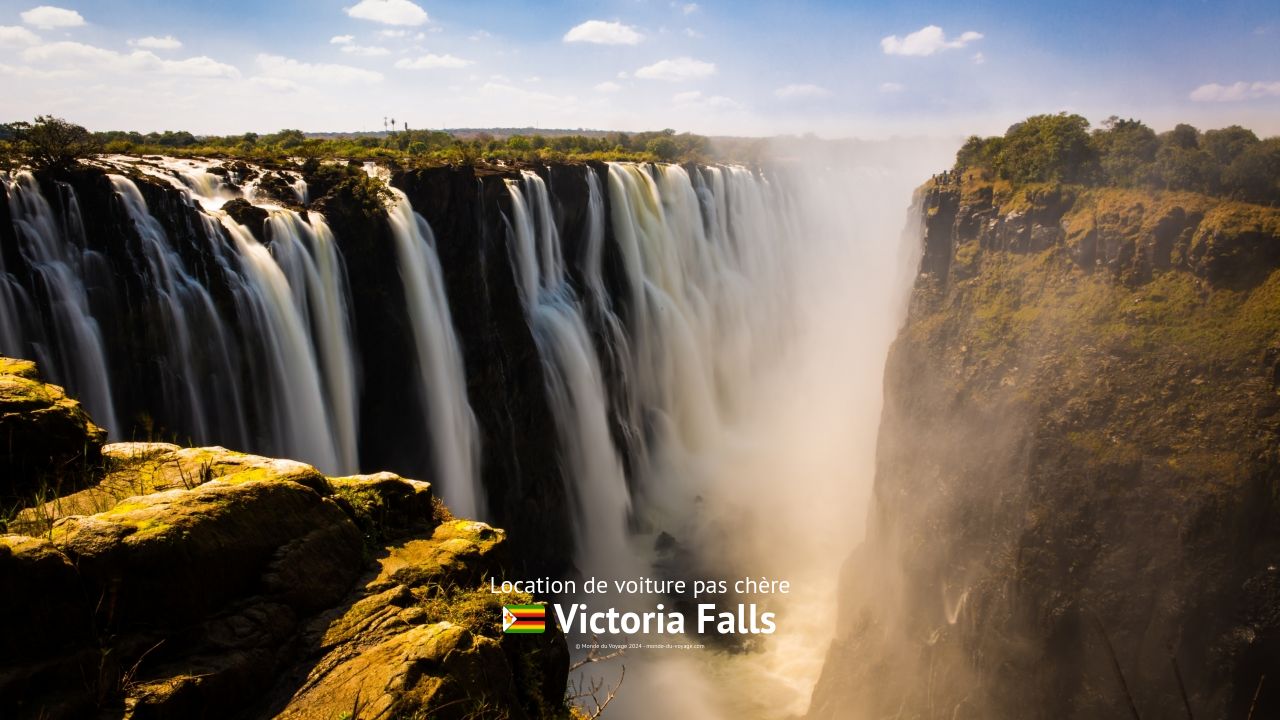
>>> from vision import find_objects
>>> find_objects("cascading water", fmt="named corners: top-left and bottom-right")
top-left (2, 171), bottom-right (119, 433)
top-left (109, 174), bottom-right (243, 445)
top-left (266, 211), bottom-right (360, 473)
top-left (6, 162), bottom-right (363, 475)
top-left (157, 164), bottom-right (361, 475)
top-left (385, 188), bottom-right (482, 519)
top-left (216, 216), bottom-right (345, 474)
top-left (504, 170), bottom-right (634, 575)
top-left (499, 156), bottom-right (940, 720)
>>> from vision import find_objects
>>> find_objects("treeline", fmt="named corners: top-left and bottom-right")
top-left (954, 113), bottom-right (1280, 205)
top-left (0, 116), bottom-right (715, 168)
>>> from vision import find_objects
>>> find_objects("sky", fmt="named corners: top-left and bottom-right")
top-left (0, 0), bottom-right (1277, 139)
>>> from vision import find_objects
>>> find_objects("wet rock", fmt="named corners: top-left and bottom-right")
top-left (221, 198), bottom-right (268, 242)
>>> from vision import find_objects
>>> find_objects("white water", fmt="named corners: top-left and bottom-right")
top-left (511, 151), bottom-right (949, 719)
top-left (3, 172), bottom-right (119, 433)
top-left (505, 170), bottom-right (635, 575)
top-left (159, 165), bottom-right (360, 475)
top-left (267, 211), bottom-right (360, 473)
top-left (218, 216), bottom-right (344, 473)
top-left (109, 174), bottom-right (242, 444)
top-left (385, 188), bottom-right (482, 519)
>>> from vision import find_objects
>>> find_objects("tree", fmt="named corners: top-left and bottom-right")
top-left (13, 116), bottom-right (101, 170)
top-left (1164, 123), bottom-right (1200, 150)
top-left (646, 136), bottom-right (679, 161)
top-left (1221, 138), bottom-right (1280, 204)
top-left (1153, 144), bottom-right (1217, 192)
top-left (996, 113), bottom-right (1096, 184)
top-left (1201, 125), bottom-right (1259, 166)
top-left (1092, 118), bottom-right (1157, 186)
top-left (954, 134), bottom-right (1003, 175)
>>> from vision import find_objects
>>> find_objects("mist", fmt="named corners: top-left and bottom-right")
top-left (570, 136), bottom-right (958, 719)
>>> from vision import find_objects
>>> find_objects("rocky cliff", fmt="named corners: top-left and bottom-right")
top-left (810, 178), bottom-right (1280, 718)
top-left (0, 357), bottom-right (570, 719)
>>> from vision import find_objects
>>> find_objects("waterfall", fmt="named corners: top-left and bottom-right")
top-left (266, 211), bottom-right (360, 473)
top-left (605, 164), bottom-right (729, 501)
top-left (504, 170), bottom-right (633, 573)
top-left (111, 174), bottom-right (243, 444)
top-left (153, 164), bottom-right (361, 475)
top-left (2, 172), bottom-right (119, 434)
top-left (217, 217), bottom-right (344, 474)
top-left (385, 188), bottom-right (481, 519)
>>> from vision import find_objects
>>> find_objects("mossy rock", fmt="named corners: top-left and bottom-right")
top-left (368, 520), bottom-right (507, 592)
top-left (10, 443), bottom-right (330, 535)
top-left (0, 356), bottom-right (106, 509)
top-left (329, 471), bottom-right (435, 542)
top-left (52, 475), bottom-right (362, 630)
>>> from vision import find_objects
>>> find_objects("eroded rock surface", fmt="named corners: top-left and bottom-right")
top-left (0, 370), bottom-right (569, 719)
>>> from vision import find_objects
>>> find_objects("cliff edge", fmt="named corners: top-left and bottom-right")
top-left (811, 176), bottom-right (1280, 719)
top-left (0, 358), bottom-right (570, 719)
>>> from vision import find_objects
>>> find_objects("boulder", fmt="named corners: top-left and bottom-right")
top-left (0, 439), bottom-right (569, 719)
top-left (0, 357), bottom-right (106, 507)
top-left (261, 517), bottom-right (567, 720)
top-left (220, 198), bottom-right (268, 242)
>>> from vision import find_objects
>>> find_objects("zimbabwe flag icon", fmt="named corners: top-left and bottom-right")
top-left (502, 604), bottom-right (546, 633)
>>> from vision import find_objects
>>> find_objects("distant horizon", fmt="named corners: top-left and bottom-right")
top-left (0, 0), bottom-right (1276, 139)
top-left (8, 118), bottom-right (1277, 146)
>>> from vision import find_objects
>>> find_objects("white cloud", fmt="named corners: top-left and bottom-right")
top-left (683, 27), bottom-right (703, 39)
top-left (0, 25), bottom-right (40, 46)
top-left (160, 55), bottom-right (240, 78)
top-left (879, 82), bottom-right (904, 93)
top-left (469, 30), bottom-right (492, 41)
top-left (345, 0), bottom-right (429, 26)
top-left (1189, 80), bottom-right (1280, 102)
top-left (972, 52), bottom-right (985, 64)
top-left (680, 3), bottom-right (700, 14)
top-left (129, 35), bottom-right (182, 50)
top-left (394, 53), bottom-right (472, 69)
top-left (256, 53), bottom-right (382, 84)
top-left (379, 29), bottom-right (407, 38)
top-left (881, 25), bottom-right (983, 56)
top-left (564, 20), bottom-right (644, 45)
top-left (478, 82), bottom-right (572, 108)
top-left (594, 80), bottom-right (622, 92)
top-left (672, 89), bottom-right (740, 110)
top-left (22, 40), bottom-right (115, 65)
top-left (774, 83), bottom-right (831, 99)
top-left (341, 44), bottom-right (391, 56)
top-left (330, 35), bottom-right (355, 44)
top-left (635, 56), bottom-right (716, 81)
top-left (23, 41), bottom-right (239, 78)
top-left (249, 76), bottom-right (302, 92)
top-left (20, 5), bottom-right (84, 30)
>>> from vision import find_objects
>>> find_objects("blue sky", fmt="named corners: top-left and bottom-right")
top-left (0, 0), bottom-right (1277, 138)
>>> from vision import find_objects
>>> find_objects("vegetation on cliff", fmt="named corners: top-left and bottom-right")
top-left (952, 113), bottom-right (1280, 205)
top-left (0, 115), bottom-right (719, 169)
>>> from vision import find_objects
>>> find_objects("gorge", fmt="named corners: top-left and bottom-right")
top-left (4, 123), bottom-right (1278, 719)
